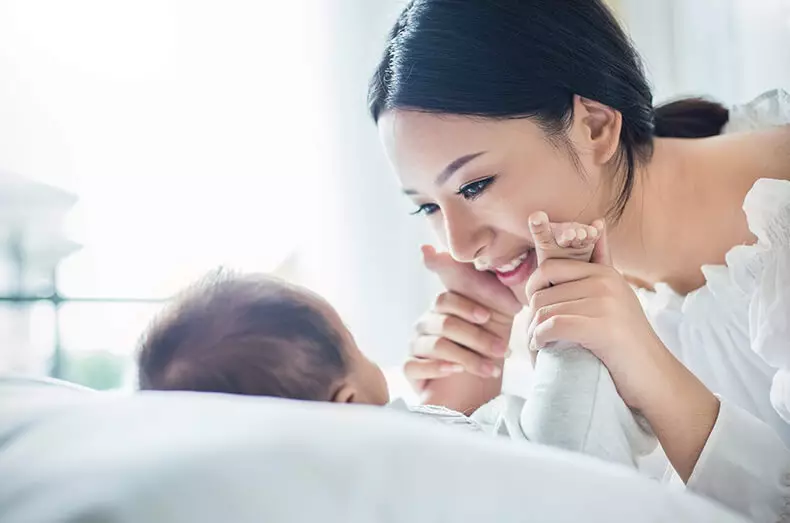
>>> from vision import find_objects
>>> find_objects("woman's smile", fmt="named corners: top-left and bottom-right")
top-left (475, 248), bottom-right (538, 288)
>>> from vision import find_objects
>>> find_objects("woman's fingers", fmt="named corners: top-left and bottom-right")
top-left (432, 291), bottom-right (492, 324)
top-left (421, 245), bottom-right (522, 317)
top-left (403, 357), bottom-right (464, 387)
top-left (531, 314), bottom-right (595, 351)
top-left (527, 277), bottom-right (607, 314)
top-left (525, 258), bottom-right (612, 298)
top-left (416, 310), bottom-right (507, 358)
top-left (527, 298), bottom-right (603, 350)
top-left (411, 335), bottom-right (501, 378)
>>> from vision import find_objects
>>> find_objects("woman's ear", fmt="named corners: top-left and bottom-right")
top-left (331, 383), bottom-right (357, 404)
top-left (572, 95), bottom-right (623, 166)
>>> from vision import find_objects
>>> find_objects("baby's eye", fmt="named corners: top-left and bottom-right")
top-left (410, 203), bottom-right (440, 216)
top-left (458, 176), bottom-right (496, 201)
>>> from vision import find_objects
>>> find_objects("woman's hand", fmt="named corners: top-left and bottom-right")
top-left (409, 290), bottom-right (512, 380)
top-left (525, 258), bottom-right (664, 409)
top-left (525, 220), bottom-right (720, 481)
top-left (404, 246), bottom-right (522, 412)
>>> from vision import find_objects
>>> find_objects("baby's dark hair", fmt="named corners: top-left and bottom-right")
top-left (137, 271), bottom-right (348, 401)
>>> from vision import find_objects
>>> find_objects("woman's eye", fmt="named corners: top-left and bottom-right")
top-left (458, 176), bottom-right (496, 200)
top-left (410, 203), bottom-right (440, 216)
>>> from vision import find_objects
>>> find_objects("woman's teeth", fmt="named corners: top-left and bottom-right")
top-left (495, 252), bottom-right (529, 273)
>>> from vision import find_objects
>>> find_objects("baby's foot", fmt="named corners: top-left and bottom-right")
top-left (528, 212), bottom-right (602, 265)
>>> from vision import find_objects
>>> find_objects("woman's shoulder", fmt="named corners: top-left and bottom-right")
top-left (636, 176), bottom-right (790, 323)
top-left (692, 176), bottom-right (790, 304)
top-left (724, 88), bottom-right (790, 133)
top-left (724, 88), bottom-right (790, 267)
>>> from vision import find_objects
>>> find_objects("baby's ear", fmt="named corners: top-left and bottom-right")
top-left (330, 383), bottom-right (357, 404)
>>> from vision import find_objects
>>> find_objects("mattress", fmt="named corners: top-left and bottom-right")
top-left (0, 376), bottom-right (746, 523)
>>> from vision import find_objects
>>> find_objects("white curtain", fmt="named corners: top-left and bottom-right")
top-left (299, 0), bottom-right (441, 369)
top-left (617, 0), bottom-right (790, 105)
top-left (0, 0), bottom-right (438, 375)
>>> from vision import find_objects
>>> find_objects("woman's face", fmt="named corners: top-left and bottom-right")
top-left (378, 106), bottom-right (616, 303)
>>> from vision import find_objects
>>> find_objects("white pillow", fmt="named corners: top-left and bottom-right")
top-left (0, 377), bottom-right (747, 523)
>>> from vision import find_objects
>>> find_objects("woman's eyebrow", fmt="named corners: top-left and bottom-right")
top-left (402, 151), bottom-right (487, 195)
top-left (435, 151), bottom-right (487, 186)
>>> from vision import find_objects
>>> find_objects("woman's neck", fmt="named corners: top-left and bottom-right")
top-left (608, 134), bottom-right (772, 294)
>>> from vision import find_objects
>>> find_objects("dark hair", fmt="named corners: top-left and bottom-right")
top-left (368, 0), bottom-right (729, 219)
top-left (137, 271), bottom-right (348, 401)
top-left (654, 98), bottom-right (729, 138)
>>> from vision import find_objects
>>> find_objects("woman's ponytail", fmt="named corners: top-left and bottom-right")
top-left (653, 97), bottom-right (730, 138)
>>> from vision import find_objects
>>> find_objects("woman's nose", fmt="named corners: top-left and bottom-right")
top-left (441, 209), bottom-right (487, 264)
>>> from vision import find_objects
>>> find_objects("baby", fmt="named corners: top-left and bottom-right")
top-left (138, 271), bottom-right (487, 432)
top-left (138, 218), bottom-right (654, 466)
top-left (138, 271), bottom-right (391, 406)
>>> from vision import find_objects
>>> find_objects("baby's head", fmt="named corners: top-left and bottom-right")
top-left (137, 271), bottom-right (389, 406)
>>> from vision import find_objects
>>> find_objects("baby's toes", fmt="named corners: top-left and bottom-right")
top-left (584, 224), bottom-right (602, 249)
top-left (576, 225), bottom-right (601, 249)
top-left (569, 227), bottom-right (588, 249)
top-left (555, 226), bottom-right (577, 248)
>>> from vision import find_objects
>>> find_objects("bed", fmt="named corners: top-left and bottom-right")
top-left (0, 376), bottom-right (747, 522)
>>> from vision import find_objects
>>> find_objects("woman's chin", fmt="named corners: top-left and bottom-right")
top-left (509, 282), bottom-right (529, 306)
top-left (493, 250), bottom-right (536, 305)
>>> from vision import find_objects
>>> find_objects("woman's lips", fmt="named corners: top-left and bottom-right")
top-left (492, 250), bottom-right (537, 288)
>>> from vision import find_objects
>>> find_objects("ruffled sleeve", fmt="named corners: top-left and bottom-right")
top-left (724, 88), bottom-right (790, 133)
top-left (679, 179), bottom-right (790, 522)
top-left (746, 178), bottom-right (790, 423)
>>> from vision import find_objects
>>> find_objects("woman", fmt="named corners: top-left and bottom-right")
top-left (367, 0), bottom-right (790, 521)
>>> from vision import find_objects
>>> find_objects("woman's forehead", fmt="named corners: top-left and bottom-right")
top-left (381, 110), bottom-right (496, 145)
top-left (378, 110), bottom-right (546, 181)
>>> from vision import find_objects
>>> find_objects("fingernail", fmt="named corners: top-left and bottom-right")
top-left (504, 348), bottom-right (513, 359)
top-left (441, 364), bottom-right (465, 374)
top-left (529, 338), bottom-right (538, 352)
top-left (480, 363), bottom-right (501, 378)
top-left (474, 308), bottom-right (490, 323)
top-left (529, 212), bottom-right (547, 226)
top-left (492, 340), bottom-right (508, 356)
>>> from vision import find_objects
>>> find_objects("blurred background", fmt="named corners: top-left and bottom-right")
top-left (1, 0), bottom-right (789, 393)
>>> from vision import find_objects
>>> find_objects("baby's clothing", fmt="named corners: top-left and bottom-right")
top-left (519, 343), bottom-right (655, 467)
top-left (388, 341), bottom-right (657, 469)
top-left (389, 359), bottom-right (656, 472)
top-left (388, 398), bottom-right (488, 434)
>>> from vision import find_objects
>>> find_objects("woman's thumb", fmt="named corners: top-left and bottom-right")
top-left (590, 219), bottom-right (613, 266)
top-left (421, 244), bottom-right (439, 270)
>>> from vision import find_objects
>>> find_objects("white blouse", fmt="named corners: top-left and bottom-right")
top-left (637, 89), bottom-right (790, 522)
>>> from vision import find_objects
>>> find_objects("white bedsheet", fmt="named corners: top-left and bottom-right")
top-left (0, 376), bottom-right (747, 523)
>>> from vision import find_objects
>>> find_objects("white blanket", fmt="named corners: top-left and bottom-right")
top-left (0, 376), bottom-right (747, 523)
